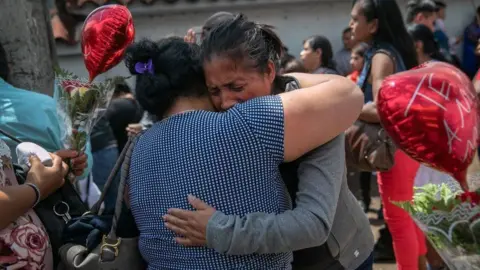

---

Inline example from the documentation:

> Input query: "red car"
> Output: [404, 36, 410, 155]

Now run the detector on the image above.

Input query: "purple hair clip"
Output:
[135, 59, 154, 75]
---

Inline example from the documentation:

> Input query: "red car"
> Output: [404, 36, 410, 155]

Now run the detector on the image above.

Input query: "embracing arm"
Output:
[280, 73, 363, 161]
[206, 134, 345, 255]
[358, 53, 395, 123]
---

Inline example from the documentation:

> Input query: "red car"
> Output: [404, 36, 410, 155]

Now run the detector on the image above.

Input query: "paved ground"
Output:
[346, 171, 396, 270]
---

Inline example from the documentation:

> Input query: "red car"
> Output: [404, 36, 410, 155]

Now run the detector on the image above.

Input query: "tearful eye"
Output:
[208, 87, 220, 96]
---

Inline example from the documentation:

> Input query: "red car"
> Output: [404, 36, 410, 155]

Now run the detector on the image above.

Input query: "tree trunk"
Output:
[0, 0, 57, 96]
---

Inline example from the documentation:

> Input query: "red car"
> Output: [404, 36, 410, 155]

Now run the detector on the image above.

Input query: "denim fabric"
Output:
[92, 146, 119, 213]
[357, 42, 406, 103]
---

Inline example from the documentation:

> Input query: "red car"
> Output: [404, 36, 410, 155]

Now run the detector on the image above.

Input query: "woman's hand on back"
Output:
[163, 195, 216, 247]
[27, 153, 68, 200]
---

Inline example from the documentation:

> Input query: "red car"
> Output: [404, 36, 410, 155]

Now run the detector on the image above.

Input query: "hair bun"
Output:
[124, 37, 206, 118]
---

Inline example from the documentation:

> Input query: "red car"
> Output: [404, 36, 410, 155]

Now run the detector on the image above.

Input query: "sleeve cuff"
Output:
[206, 211, 231, 251]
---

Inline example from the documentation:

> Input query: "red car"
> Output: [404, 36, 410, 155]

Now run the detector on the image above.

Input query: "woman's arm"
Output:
[0, 185, 37, 229]
[206, 134, 345, 254]
[279, 73, 363, 161]
[163, 135, 345, 254]
[357, 53, 395, 123]
[0, 154, 68, 230]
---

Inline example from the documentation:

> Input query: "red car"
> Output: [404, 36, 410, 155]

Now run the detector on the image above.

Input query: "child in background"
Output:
[347, 43, 369, 83]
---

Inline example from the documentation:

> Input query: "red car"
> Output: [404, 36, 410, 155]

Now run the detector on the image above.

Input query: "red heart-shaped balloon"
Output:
[378, 62, 478, 190]
[81, 4, 135, 82]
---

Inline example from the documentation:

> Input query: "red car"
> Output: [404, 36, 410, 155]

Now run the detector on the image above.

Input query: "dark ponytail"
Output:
[124, 37, 207, 119]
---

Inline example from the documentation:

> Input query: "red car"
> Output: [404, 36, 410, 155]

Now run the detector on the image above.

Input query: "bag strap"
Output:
[90, 135, 136, 214]
[107, 133, 139, 239]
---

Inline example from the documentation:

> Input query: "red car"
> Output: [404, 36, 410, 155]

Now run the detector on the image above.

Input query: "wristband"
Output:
[25, 183, 41, 207]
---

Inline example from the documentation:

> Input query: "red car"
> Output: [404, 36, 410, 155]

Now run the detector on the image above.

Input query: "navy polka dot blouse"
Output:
[128, 95, 293, 269]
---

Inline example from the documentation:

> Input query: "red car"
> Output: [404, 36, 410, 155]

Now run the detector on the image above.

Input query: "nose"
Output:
[219, 91, 240, 111]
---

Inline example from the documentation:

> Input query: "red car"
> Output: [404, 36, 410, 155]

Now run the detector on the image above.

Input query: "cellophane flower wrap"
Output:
[393, 172, 480, 270]
[54, 69, 115, 152]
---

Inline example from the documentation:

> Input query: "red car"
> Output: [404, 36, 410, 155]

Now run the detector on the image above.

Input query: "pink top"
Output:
[0, 140, 53, 269]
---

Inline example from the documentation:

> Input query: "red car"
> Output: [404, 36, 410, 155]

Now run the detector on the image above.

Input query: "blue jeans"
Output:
[92, 146, 119, 213]
[355, 253, 374, 270]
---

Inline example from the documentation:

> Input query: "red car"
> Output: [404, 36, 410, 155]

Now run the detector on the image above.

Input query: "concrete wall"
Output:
[56, 0, 479, 84]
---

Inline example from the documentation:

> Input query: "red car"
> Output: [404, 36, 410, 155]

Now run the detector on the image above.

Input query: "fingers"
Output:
[71, 153, 87, 169]
[163, 212, 206, 240]
[50, 153, 63, 169]
[188, 194, 211, 210]
[164, 222, 189, 236]
[29, 154, 41, 167]
[55, 149, 79, 159]
[166, 208, 195, 220]
[175, 236, 204, 247]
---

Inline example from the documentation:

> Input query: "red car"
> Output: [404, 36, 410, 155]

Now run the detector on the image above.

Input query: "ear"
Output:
[368, 18, 378, 35]
[266, 60, 276, 84]
[315, 48, 322, 57]
[414, 12, 424, 24]
[415, 41, 423, 53]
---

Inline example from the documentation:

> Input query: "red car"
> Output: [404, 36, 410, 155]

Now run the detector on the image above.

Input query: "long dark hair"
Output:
[408, 23, 447, 62]
[303, 35, 336, 71]
[353, 0, 418, 69]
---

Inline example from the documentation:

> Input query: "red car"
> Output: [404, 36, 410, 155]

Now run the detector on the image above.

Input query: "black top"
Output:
[105, 97, 144, 152]
[90, 116, 117, 153]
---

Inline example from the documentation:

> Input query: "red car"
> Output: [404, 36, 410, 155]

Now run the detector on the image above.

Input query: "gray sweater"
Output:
[206, 134, 374, 269]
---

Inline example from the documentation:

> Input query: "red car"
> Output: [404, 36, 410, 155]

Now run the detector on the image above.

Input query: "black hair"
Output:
[353, 0, 418, 69]
[283, 59, 307, 73]
[280, 53, 296, 69]
[477, 6, 480, 16]
[408, 23, 447, 62]
[124, 37, 207, 119]
[202, 11, 235, 39]
[343, 27, 352, 34]
[352, 42, 370, 58]
[110, 76, 132, 96]
[406, 0, 437, 24]
[202, 13, 284, 77]
[434, 1, 446, 9]
[0, 43, 9, 81]
[303, 35, 336, 71]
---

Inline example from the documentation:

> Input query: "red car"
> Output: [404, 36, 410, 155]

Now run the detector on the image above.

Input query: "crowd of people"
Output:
[1, 0, 480, 269]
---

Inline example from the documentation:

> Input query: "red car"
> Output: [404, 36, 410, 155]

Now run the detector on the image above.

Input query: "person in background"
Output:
[350, 1, 427, 269]
[105, 77, 144, 153]
[0, 43, 88, 177]
[405, 0, 437, 31]
[90, 115, 118, 212]
[462, 6, 480, 78]
[347, 42, 373, 213]
[282, 59, 307, 74]
[432, 1, 458, 64]
[335, 27, 356, 76]
[301, 35, 338, 74]
[0, 141, 68, 270]
[347, 42, 369, 84]
[408, 23, 447, 63]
